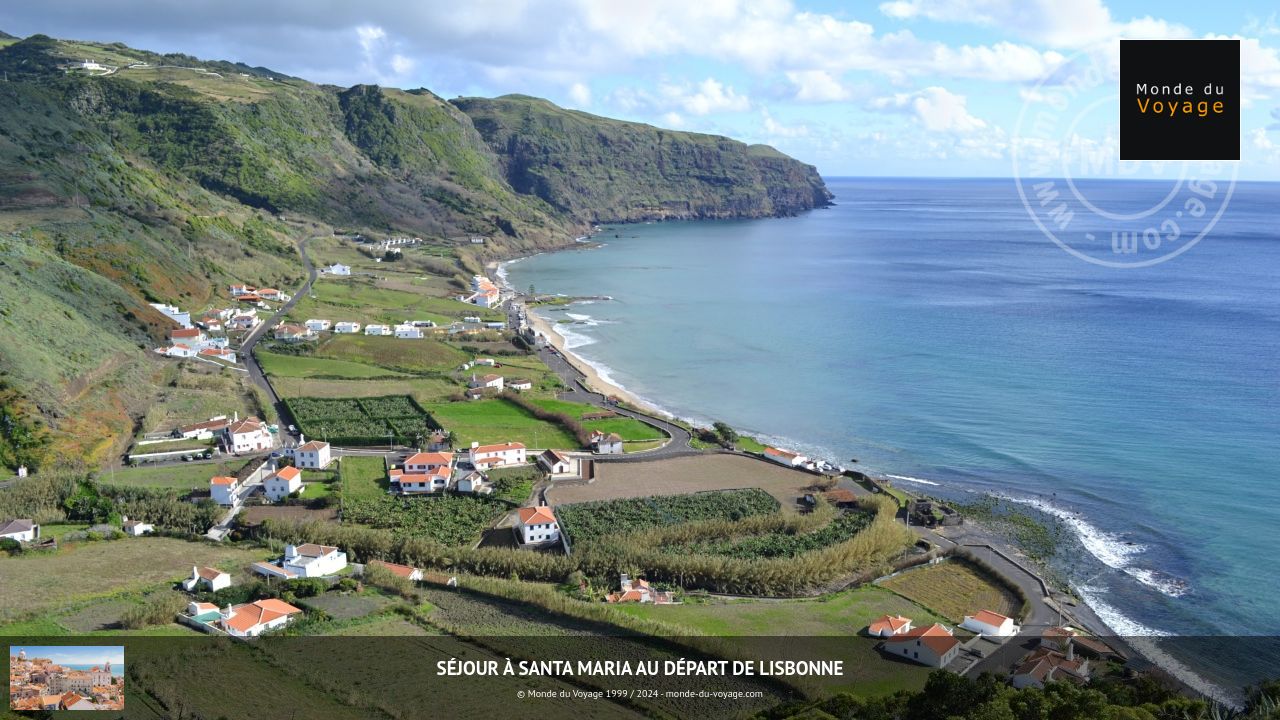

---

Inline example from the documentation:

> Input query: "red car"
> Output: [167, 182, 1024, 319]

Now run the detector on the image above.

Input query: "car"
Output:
[180, 455, 191, 462]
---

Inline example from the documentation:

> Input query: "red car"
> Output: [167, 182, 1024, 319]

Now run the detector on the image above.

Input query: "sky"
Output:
[10, 646, 125, 667]
[4, 1, 1280, 179]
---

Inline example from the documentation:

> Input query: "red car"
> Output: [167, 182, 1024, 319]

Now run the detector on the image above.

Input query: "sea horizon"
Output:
[505, 176, 1280, 697]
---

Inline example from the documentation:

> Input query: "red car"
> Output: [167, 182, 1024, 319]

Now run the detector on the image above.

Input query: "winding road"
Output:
[239, 237, 317, 443]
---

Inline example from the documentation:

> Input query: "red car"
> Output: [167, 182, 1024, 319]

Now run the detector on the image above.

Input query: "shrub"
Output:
[121, 593, 186, 629]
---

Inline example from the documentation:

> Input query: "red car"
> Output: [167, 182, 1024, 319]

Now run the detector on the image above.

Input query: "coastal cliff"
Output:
[454, 95, 833, 222]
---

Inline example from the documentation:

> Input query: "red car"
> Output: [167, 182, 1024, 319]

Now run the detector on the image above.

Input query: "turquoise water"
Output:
[505, 177, 1280, 691]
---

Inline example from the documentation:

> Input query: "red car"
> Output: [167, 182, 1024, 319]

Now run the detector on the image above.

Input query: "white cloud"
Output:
[612, 78, 750, 117]
[871, 86, 987, 133]
[1251, 127, 1274, 150]
[661, 111, 686, 128]
[786, 70, 852, 101]
[761, 108, 809, 137]
[568, 81, 592, 107]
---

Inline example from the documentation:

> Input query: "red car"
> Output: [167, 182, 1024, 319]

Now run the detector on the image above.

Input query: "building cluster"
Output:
[252, 543, 349, 580]
[385, 442, 527, 496]
[151, 285, 292, 364]
[274, 318, 441, 342]
[458, 275, 502, 308]
[8, 650, 124, 711]
[605, 574, 677, 604]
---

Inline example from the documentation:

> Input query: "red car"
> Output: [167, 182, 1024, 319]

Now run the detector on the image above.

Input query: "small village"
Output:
[7, 649, 125, 712]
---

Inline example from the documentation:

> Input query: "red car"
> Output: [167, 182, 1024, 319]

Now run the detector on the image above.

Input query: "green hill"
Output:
[454, 94, 833, 222]
[0, 32, 830, 471]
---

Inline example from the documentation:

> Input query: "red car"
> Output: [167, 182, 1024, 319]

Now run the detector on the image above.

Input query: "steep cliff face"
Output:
[453, 95, 833, 223]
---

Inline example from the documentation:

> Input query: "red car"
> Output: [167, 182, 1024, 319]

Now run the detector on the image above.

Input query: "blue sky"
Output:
[5, 0, 1280, 178]
[10, 646, 124, 666]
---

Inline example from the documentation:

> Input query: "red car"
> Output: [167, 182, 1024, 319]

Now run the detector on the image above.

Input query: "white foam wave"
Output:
[1124, 567, 1191, 598]
[1078, 586, 1238, 706]
[995, 492, 1145, 570]
[884, 473, 940, 486]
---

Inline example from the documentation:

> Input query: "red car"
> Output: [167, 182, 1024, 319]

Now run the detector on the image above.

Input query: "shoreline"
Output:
[490, 245, 1232, 705]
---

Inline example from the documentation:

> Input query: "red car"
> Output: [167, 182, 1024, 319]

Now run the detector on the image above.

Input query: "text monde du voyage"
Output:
[1134, 82, 1228, 118]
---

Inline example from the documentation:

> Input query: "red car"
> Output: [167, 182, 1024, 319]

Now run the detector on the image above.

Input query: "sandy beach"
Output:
[523, 305, 671, 418]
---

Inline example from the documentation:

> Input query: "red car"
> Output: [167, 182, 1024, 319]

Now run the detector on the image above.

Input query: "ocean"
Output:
[504, 177, 1280, 694]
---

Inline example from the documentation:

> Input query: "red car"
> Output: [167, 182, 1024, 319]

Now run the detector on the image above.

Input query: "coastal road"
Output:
[511, 299, 697, 460]
[240, 237, 318, 442]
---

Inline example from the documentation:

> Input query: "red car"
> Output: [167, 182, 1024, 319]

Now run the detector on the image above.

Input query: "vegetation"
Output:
[556, 488, 780, 545]
[425, 398, 578, 448]
[879, 558, 1023, 623]
[285, 395, 438, 446]
[342, 493, 508, 546]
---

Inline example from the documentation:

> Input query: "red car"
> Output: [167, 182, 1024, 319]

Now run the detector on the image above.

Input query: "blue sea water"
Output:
[505, 177, 1280, 692]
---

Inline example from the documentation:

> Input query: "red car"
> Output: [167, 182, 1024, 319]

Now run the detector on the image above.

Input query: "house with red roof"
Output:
[217, 598, 303, 638]
[468, 441, 526, 468]
[882, 623, 962, 668]
[223, 415, 272, 454]
[516, 505, 559, 545]
[605, 573, 675, 604]
[291, 439, 332, 469]
[1011, 642, 1091, 688]
[264, 465, 303, 501]
[867, 614, 914, 638]
[182, 566, 232, 592]
[960, 609, 1019, 637]
[209, 475, 241, 506]
[764, 446, 808, 468]
[367, 559, 423, 582]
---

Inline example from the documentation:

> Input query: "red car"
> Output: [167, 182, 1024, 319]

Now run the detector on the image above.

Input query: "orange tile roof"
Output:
[171, 328, 202, 338]
[970, 609, 1012, 627]
[222, 598, 301, 633]
[293, 543, 337, 557]
[518, 506, 557, 525]
[368, 559, 418, 578]
[765, 447, 799, 459]
[868, 614, 912, 635]
[472, 441, 525, 454]
[297, 440, 328, 451]
[885, 623, 959, 655]
[192, 602, 218, 612]
[210, 476, 237, 485]
[273, 466, 302, 482]
[404, 451, 452, 466]
[197, 566, 226, 580]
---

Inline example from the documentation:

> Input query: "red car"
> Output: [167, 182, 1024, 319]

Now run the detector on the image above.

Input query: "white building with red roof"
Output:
[263, 465, 303, 501]
[764, 446, 808, 467]
[882, 623, 962, 668]
[867, 614, 914, 638]
[960, 609, 1019, 637]
[367, 559, 423, 582]
[292, 439, 332, 469]
[589, 431, 623, 455]
[469, 373, 504, 390]
[169, 327, 206, 348]
[468, 441, 526, 469]
[217, 598, 303, 638]
[223, 415, 272, 454]
[209, 475, 241, 506]
[182, 566, 232, 592]
[404, 451, 453, 474]
[516, 505, 559, 545]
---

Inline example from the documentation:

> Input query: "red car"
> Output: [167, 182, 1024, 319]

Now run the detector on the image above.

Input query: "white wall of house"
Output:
[519, 520, 559, 545]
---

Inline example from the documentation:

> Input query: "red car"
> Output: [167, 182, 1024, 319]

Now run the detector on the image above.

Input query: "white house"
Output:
[254, 543, 348, 579]
[455, 470, 489, 494]
[334, 321, 361, 334]
[606, 574, 675, 604]
[158, 345, 198, 359]
[367, 559, 423, 582]
[468, 441, 526, 469]
[121, 516, 154, 536]
[218, 598, 303, 638]
[209, 476, 241, 506]
[537, 449, 573, 474]
[324, 263, 351, 276]
[257, 288, 289, 302]
[469, 373, 504, 390]
[0, 519, 39, 543]
[404, 451, 453, 474]
[170, 327, 206, 348]
[507, 378, 533, 391]
[364, 324, 392, 336]
[960, 609, 1019, 637]
[764, 446, 808, 467]
[590, 431, 624, 455]
[1011, 643, 1091, 689]
[393, 471, 450, 493]
[473, 358, 497, 367]
[516, 505, 559, 545]
[882, 623, 961, 668]
[224, 416, 272, 454]
[292, 440, 332, 469]
[394, 324, 423, 339]
[150, 302, 192, 328]
[867, 614, 914, 638]
[182, 566, 232, 593]
[263, 466, 303, 501]
[304, 319, 331, 332]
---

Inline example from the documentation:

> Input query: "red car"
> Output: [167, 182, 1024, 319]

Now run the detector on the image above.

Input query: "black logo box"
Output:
[1120, 39, 1240, 161]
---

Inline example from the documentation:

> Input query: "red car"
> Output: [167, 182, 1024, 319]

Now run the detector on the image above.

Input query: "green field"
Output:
[313, 334, 469, 373]
[258, 351, 409, 379]
[339, 456, 389, 501]
[879, 559, 1022, 622]
[99, 459, 252, 490]
[530, 398, 665, 441]
[286, 395, 438, 445]
[617, 586, 946, 696]
[0, 537, 270, 623]
[427, 399, 578, 448]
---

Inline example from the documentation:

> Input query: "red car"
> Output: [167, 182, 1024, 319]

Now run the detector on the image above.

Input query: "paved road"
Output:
[508, 299, 697, 460]
[240, 237, 318, 443]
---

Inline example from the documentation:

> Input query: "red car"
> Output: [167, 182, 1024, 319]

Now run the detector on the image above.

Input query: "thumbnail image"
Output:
[8, 646, 125, 711]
